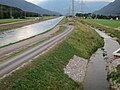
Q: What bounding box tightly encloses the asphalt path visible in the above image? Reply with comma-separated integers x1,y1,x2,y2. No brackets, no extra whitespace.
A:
0,25,74,78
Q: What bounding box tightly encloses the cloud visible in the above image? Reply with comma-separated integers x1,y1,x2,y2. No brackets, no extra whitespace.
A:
79,0,114,2
26,0,114,4
26,0,48,4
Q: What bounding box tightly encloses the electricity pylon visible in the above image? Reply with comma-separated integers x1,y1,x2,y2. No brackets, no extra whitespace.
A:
72,0,74,17
80,0,84,13
67,6,71,16
10,0,13,18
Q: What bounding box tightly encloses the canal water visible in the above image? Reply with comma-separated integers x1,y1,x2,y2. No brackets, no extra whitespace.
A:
0,16,64,47
84,29,120,90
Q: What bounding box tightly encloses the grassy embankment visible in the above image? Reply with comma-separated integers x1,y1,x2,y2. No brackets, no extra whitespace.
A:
118,50,120,53
0,18,104,90
80,19,120,43
0,16,55,32
0,19,26,24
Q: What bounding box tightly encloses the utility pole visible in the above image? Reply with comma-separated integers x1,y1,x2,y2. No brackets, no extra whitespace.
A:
72,0,74,17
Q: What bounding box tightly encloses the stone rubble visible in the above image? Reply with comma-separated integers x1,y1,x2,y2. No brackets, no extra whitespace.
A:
108,58,120,73
108,58,120,90
64,55,88,82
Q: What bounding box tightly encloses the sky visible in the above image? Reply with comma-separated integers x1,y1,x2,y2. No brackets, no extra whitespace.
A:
25,0,114,15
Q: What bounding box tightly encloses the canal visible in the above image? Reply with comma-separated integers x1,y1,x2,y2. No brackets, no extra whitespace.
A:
84,29,120,90
0,16,64,47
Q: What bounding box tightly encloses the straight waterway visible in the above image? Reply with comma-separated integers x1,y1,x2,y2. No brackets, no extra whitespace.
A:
0,16,64,47
84,29,120,90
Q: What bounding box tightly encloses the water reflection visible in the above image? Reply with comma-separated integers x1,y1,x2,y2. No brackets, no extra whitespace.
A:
0,16,64,47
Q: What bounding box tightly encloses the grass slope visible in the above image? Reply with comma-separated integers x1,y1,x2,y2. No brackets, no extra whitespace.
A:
118,50,120,53
0,19,25,24
0,19,104,90
80,19,120,44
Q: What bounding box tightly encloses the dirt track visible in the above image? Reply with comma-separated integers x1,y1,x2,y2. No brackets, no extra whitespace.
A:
0,25,61,57
0,25,73,78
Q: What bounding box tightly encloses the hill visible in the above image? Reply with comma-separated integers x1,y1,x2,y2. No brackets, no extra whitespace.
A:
0,0,61,16
94,0,120,16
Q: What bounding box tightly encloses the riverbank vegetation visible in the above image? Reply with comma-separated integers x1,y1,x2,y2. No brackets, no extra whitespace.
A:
0,18,104,90
108,65,120,89
109,65,120,83
59,17,69,25
80,19,120,44
118,50,120,53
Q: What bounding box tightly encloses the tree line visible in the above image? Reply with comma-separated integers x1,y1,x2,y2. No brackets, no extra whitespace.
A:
76,13,120,20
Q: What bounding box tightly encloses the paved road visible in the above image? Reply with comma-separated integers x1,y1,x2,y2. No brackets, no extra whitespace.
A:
0,25,74,78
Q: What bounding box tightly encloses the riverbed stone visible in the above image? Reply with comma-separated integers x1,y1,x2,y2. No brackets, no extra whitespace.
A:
64,55,88,82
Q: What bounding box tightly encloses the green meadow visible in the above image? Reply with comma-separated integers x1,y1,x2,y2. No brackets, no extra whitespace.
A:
0,19,25,24
84,19,120,28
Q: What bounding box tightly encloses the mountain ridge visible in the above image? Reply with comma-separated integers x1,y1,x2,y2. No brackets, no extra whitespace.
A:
94,0,120,16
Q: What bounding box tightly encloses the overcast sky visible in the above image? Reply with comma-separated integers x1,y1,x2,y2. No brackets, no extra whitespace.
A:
26,0,114,4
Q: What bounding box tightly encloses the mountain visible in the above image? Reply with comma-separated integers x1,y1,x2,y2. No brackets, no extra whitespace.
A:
37,0,109,15
94,0,120,16
0,0,61,16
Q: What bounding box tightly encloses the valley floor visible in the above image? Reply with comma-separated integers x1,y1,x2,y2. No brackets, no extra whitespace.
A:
0,18,104,90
